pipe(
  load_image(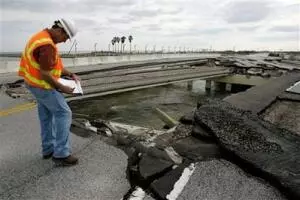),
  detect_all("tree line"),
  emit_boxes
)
[110,35,133,53]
